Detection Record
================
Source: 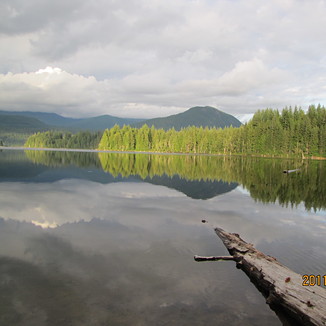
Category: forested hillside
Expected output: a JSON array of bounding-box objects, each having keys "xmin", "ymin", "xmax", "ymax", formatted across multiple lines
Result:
[
  {"xmin": 0, "ymin": 115, "xmax": 51, "ymax": 146},
  {"xmin": 98, "ymin": 105, "xmax": 326, "ymax": 157}
]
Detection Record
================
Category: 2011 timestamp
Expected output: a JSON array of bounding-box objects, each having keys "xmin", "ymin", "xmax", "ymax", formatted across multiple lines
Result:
[{"xmin": 302, "ymin": 274, "xmax": 326, "ymax": 286}]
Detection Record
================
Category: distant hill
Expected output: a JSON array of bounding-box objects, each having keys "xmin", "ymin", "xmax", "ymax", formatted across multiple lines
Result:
[
  {"xmin": 0, "ymin": 107, "xmax": 241, "ymax": 139},
  {"xmin": 135, "ymin": 106, "xmax": 242, "ymax": 130},
  {"xmin": 0, "ymin": 110, "xmax": 144, "ymax": 131},
  {"xmin": 0, "ymin": 115, "xmax": 50, "ymax": 132},
  {"xmin": 67, "ymin": 115, "xmax": 143, "ymax": 131},
  {"xmin": 0, "ymin": 110, "xmax": 144, "ymax": 146},
  {"xmin": 0, "ymin": 110, "xmax": 80, "ymax": 126}
]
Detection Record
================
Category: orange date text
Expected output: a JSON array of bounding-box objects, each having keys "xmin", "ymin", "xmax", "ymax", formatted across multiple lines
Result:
[{"xmin": 302, "ymin": 274, "xmax": 326, "ymax": 286}]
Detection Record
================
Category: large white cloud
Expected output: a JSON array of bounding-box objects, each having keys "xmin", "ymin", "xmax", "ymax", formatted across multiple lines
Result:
[
  {"xmin": 0, "ymin": 0, "xmax": 326, "ymax": 118},
  {"xmin": 0, "ymin": 60, "xmax": 290, "ymax": 118}
]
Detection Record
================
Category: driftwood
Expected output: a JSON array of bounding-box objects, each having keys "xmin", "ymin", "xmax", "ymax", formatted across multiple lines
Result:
[{"xmin": 211, "ymin": 228, "xmax": 326, "ymax": 326}]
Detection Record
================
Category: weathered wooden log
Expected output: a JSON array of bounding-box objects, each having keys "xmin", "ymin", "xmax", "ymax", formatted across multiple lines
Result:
[
  {"xmin": 194, "ymin": 255, "xmax": 234, "ymax": 262},
  {"xmin": 214, "ymin": 227, "xmax": 326, "ymax": 326}
]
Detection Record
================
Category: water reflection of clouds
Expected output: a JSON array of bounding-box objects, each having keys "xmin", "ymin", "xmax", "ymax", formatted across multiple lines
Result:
[
  {"xmin": 0, "ymin": 189, "xmax": 280, "ymax": 325},
  {"xmin": 1, "ymin": 179, "xmax": 325, "ymax": 325},
  {"xmin": 1, "ymin": 179, "xmax": 325, "ymax": 275},
  {"xmin": 0, "ymin": 180, "xmax": 325, "ymax": 237},
  {"xmin": 0, "ymin": 216, "xmax": 280, "ymax": 325},
  {"xmin": 0, "ymin": 181, "xmax": 194, "ymax": 228}
]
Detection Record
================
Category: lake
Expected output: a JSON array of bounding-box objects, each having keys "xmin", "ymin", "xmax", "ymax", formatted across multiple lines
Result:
[{"xmin": 0, "ymin": 149, "xmax": 325, "ymax": 326}]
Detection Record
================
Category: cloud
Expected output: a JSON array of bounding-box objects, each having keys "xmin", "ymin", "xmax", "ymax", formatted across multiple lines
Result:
[
  {"xmin": 0, "ymin": 61, "xmax": 288, "ymax": 118},
  {"xmin": 1, "ymin": 0, "xmax": 326, "ymax": 118},
  {"xmin": 0, "ymin": 0, "xmax": 84, "ymax": 35},
  {"xmin": 0, "ymin": 68, "xmax": 103, "ymax": 117}
]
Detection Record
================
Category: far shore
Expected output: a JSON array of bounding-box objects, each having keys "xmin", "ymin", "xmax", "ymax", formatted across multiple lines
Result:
[
  {"xmin": 0, "ymin": 146, "xmax": 219, "ymax": 157},
  {"xmin": 1, "ymin": 146, "xmax": 325, "ymax": 160}
]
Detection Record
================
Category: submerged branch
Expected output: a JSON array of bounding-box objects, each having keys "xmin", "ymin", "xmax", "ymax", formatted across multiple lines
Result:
[{"xmin": 194, "ymin": 255, "xmax": 234, "ymax": 262}]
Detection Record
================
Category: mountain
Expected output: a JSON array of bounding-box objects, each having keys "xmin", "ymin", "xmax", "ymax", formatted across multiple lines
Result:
[
  {"xmin": 135, "ymin": 106, "xmax": 241, "ymax": 130},
  {"xmin": 67, "ymin": 115, "xmax": 143, "ymax": 131},
  {"xmin": 1, "ymin": 107, "xmax": 240, "ymax": 132},
  {"xmin": 0, "ymin": 110, "xmax": 144, "ymax": 146},
  {"xmin": 0, "ymin": 110, "xmax": 80, "ymax": 126},
  {"xmin": 0, "ymin": 114, "xmax": 50, "ymax": 132},
  {"xmin": 0, "ymin": 110, "xmax": 144, "ymax": 131}
]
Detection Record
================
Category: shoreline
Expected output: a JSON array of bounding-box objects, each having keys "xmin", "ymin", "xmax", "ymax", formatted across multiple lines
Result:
[
  {"xmin": 1, "ymin": 146, "xmax": 325, "ymax": 160},
  {"xmin": 0, "ymin": 146, "xmax": 224, "ymax": 157}
]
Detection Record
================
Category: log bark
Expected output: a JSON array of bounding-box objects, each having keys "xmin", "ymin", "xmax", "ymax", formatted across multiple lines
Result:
[{"xmin": 214, "ymin": 227, "xmax": 326, "ymax": 326}]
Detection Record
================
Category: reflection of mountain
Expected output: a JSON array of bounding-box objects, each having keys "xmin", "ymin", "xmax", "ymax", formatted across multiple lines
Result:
[
  {"xmin": 0, "ymin": 150, "xmax": 49, "ymax": 181},
  {"xmin": 143, "ymin": 174, "xmax": 237, "ymax": 199},
  {"xmin": 2, "ymin": 149, "xmax": 325, "ymax": 210},
  {"xmin": 98, "ymin": 152, "xmax": 326, "ymax": 210},
  {"xmin": 0, "ymin": 151, "xmax": 131, "ymax": 184},
  {"xmin": 0, "ymin": 165, "xmax": 128, "ymax": 184},
  {"xmin": 0, "ymin": 150, "xmax": 236, "ymax": 200}
]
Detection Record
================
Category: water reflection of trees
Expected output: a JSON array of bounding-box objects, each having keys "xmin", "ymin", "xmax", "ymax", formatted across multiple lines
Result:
[
  {"xmin": 99, "ymin": 153, "xmax": 326, "ymax": 211},
  {"xmin": 23, "ymin": 150, "xmax": 326, "ymax": 210},
  {"xmin": 25, "ymin": 150, "xmax": 102, "ymax": 169}
]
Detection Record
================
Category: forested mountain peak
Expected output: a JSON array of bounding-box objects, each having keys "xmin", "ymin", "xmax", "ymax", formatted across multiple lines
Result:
[
  {"xmin": 137, "ymin": 106, "xmax": 242, "ymax": 130},
  {"xmin": 187, "ymin": 106, "xmax": 220, "ymax": 113}
]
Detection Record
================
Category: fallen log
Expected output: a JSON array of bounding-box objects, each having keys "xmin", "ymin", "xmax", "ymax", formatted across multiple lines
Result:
[{"xmin": 213, "ymin": 227, "xmax": 326, "ymax": 326}]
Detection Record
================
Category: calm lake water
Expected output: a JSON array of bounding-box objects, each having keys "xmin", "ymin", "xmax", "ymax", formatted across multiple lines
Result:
[{"xmin": 0, "ymin": 149, "xmax": 325, "ymax": 326}]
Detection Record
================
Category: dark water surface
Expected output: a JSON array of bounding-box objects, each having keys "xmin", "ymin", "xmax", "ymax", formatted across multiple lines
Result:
[{"xmin": 0, "ymin": 149, "xmax": 325, "ymax": 326}]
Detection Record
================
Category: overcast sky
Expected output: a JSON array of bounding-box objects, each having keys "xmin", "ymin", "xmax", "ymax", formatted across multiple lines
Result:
[{"xmin": 0, "ymin": 0, "xmax": 326, "ymax": 119}]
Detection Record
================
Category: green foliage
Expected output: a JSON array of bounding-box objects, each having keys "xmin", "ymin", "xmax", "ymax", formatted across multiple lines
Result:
[
  {"xmin": 25, "ymin": 131, "xmax": 102, "ymax": 149},
  {"xmin": 99, "ymin": 106, "xmax": 326, "ymax": 158}
]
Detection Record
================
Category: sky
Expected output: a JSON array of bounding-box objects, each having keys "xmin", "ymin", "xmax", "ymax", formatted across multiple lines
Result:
[{"xmin": 0, "ymin": 0, "xmax": 326, "ymax": 119}]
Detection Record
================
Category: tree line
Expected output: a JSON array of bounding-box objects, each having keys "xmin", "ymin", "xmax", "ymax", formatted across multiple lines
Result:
[
  {"xmin": 24, "ymin": 105, "xmax": 326, "ymax": 158},
  {"xmin": 98, "ymin": 105, "xmax": 326, "ymax": 157}
]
